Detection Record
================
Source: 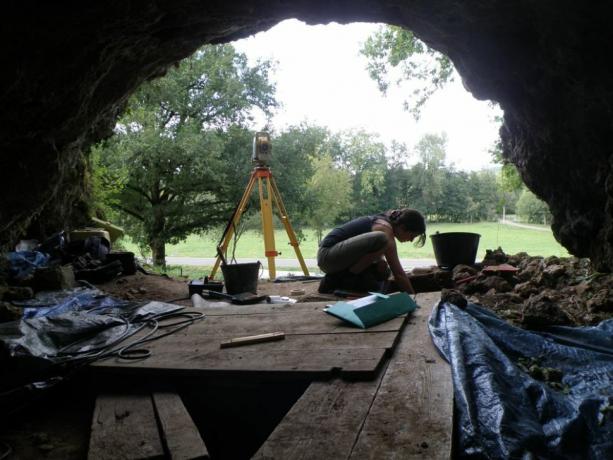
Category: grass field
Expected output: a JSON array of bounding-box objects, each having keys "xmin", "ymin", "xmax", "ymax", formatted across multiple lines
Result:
[{"xmin": 121, "ymin": 222, "xmax": 569, "ymax": 261}]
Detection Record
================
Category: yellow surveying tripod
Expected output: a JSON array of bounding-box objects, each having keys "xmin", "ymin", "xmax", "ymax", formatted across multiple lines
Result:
[{"xmin": 210, "ymin": 133, "xmax": 309, "ymax": 280}]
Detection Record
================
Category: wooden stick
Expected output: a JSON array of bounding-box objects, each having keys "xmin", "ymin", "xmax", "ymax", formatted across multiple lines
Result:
[{"xmin": 220, "ymin": 331, "xmax": 285, "ymax": 349}]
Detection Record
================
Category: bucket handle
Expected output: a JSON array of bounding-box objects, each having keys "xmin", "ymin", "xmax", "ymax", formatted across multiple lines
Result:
[{"xmin": 257, "ymin": 260, "xmax": 263, "ymax": 279}]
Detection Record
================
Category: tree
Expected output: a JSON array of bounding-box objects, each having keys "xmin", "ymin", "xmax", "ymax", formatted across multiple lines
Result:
[
  {"xmin": 329, "ymin": 130, "xmax": 389, "ymax": 218},
  {"xmin": 384, "ymin": 141, "xmax": 415, "ymax": 210},
  {"xmin": 410, "ymin": 133, "xmax": 448, "ymax": 218},
  {"xmin": 516, "ymin": 190, "xmax": 552, "ymax": 224},
  {"xmin": 269, "ymin": 124, "xmax": 330, "ymax": 226},
  {"xmin": 439, "ymin": 170, "xmax": 471, "ymax": 222},
  {"xmin": 360, "ymin": 25, "xmax": 455, "ymax": 118},
  {"xmin": 490, "ymin": 137, "xmax": 523, "ymax": 193},
  {"xmin": 306, "ymin": 155, "xmax": 352, "ymax": 243},
  {"xmin": 489, "ymin": 135, "xmax": 524, "ymax": 219},
  {"xmin": 93, "ymin": 44, "xmax": 277, "ymax": 265},
  {"xmin": 467, "ymin": 169, "xmax": 499, "ymax": 222}
]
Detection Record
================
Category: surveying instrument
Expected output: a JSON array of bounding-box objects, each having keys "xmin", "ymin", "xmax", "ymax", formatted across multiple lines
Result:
[{"xmin": 210, "ymin": 132, "xmax": 310, "ymax": 280}]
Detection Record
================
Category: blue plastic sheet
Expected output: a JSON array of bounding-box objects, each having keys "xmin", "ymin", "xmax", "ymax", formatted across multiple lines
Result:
[
  {"xmin": 0, "ymin": 288, "xmax": 186, "ymax": 415},
  {"xmin": 429, "ymin": 302, "xmax": 613, "ymax": 459},
  {"xmin": 6, "ymin": 251, "xmax": 49, "ymax": 280},
  {"xmin": 1, "ymin": 288, "xmax": 182, "ymax": 361},
  {"xmin": 13, "ymin": 286, "xmax": 133, "ymax": 319}
]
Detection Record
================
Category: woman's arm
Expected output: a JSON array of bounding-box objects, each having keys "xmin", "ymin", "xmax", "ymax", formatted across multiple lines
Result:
[{"xmin": 372, "ymin": 222, "xmax": 416, "ymax": 295}]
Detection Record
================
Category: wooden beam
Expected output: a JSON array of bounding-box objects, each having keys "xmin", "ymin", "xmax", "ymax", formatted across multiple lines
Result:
[
  {"xmin": 253, "ymin": 377, "xmax": 383, "ymax": 459},
  {"xmin": 152, "ymin": 392, "xmax": 209, "ymax": 460}
]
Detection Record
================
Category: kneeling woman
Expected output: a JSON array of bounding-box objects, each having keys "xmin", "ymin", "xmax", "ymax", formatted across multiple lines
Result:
[{"xmin": 317, "ymin": 208, "xmax": 426, "ymax": 294}]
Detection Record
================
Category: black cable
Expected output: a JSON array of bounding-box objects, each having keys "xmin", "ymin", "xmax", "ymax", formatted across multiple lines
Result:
[
  {"xmin": 55, "ymin": 317, "xmax": 139, "ymax": 358},
  {"xmin": 114, "ymin": 311, "xmax": 205, "ymax": 360},
  {"xmin": 51, "ymin": 310, "xmax": 205, "ymax": 364}
]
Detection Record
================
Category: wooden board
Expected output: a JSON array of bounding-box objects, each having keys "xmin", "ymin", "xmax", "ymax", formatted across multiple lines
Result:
[
  {"xmin": 254, "ymin": 292, "xmax": 453, "ymax": 459},
  {"xmin": 88, "ymin": 394, "xmax": 164, "ymax": 460},
  {"xmin": 152, "ymin": 392, "xmax": 209, "ymax": 460},
  {"xmin": 92, "ymin": 301, "xmax": 408, "ymax": 380},
  {"xmin": 253, "ymin": 377, "xmax": 383, "ymax": 459},
  {"xmin": 350, "ymin": 292, "xmax": 453, "ymax": 459}
]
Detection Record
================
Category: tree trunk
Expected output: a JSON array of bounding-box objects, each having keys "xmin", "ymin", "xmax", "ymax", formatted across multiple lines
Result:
[
  {"xmin": 149, "ymin": 201, "xmax": 166, "ymax": 267},
  {"xmin": 151, "ymin": 238, "xmax": 166, "ymax": 267}
]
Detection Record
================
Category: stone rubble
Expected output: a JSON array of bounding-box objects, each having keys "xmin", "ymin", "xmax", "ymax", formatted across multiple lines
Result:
[{"xmin": 432, "ymin": 247, "xmax": 613, "ymax": 328}]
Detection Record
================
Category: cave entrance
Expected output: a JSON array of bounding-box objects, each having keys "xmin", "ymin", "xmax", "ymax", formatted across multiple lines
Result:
[{"xmin": 230, "ymin": 19, "xmax": 502, "ymax": 172}]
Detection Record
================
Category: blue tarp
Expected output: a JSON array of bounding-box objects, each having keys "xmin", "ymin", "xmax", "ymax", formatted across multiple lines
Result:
[
  {"xmin": 1, "ymin": 287, "xmax": 182, "ymax": 361},
  {"xmin": 13, "ymin": 286, "xmax": 133, "ymax": 319},
  {"xmin": 6, "ymin": 251, "xmax": 49, "ymax": 280},
  {"xmin": 0, "ymin": 287, "xmax": 187, "ymax": 415},
  {"xmin": 429, "ymin": 302, "xmax": 613, "ymax": 459}
]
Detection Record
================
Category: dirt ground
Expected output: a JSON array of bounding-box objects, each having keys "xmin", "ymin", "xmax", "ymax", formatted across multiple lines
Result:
[
  {"xmin": 94, "ymin": 271, "xmax": 327, "ymax": 307},
  {"xmin": 93, "ymin": 249, "xmax": 613, "ymax": 329}
]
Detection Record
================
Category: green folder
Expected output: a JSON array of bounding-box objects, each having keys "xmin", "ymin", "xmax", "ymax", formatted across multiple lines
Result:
[{"xmin": 324, "ymin": 292, "xmax": 417, "ymax": 329}]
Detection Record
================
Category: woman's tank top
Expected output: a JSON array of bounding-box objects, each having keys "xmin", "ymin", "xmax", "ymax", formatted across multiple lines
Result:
[{"xmin": 320, "ymin": 213, "xmax": 390, "ymax": 248}]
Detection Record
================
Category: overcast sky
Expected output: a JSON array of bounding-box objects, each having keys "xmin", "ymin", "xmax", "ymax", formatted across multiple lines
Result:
[{"xmin": 233, "ymin": 19, "xmax": 503, "ymax": 171}]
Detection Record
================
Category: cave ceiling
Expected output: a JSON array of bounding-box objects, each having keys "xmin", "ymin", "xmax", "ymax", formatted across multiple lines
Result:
[{"xmin": 1, "ymin": 1, "xmax": 613, "ymax": 268}]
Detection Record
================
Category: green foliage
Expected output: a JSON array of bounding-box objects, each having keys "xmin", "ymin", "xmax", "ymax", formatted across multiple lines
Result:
[
  {"xmin": 306, "ymin": 155, "xmax": 352, "ymax": 242},
  {"xmin": 516, "ymin": 190, "xmax": 552, "ymax": 224},
  {"xmin": 466, "ymin": 170, "xmax": 500, "ymax": 222},
  {"xmin": 88, "ymin": 148, "xmax": 125, "ymax": 221},
  {"xmin": 269, "ymin": 124, "xmax": 330, "ymax": 225},
  {"xmin": 361, "ymin": 25, "xmax": 455, "ymax": 118},
  {"xmin": 489, "ymin": 139, "xmax": 524, "ymax": 194},
  {"xmin": 408, "ymin": 133, "xmax": 447, "ymax": 217},
  {"xmin": 93, "ymin": 44, "xmax": 277, "ymax": 265},
  {"xmin": 329, "ymin": 130, "xmax": 389, "ymax": 218}
]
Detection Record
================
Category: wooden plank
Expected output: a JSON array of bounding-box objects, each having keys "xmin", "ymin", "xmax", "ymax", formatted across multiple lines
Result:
[
  {"xmin": 110, "ymin": 330, "xmax": 400, "ymax": 353},
  {"xmin": 97, "ymin": 305, "xmax": 405, "ymax": 348},
  {"xmin": 152, "ymin": 392, "xmax": 209, "ymax": 460},
  {"xmin": 193, "ymin": 300, "xmax": 410, "ymax": 331},
  {"xmin": 93, "ymin": 330, "xmax": 401, "ymax": 376},
  {"xmin": 191, "ymin": 300, "xmax": 328, "ymax": 316},
  {"xmin": 254, "ymin": 292, "xmax": 453, "ymax": 459},
  {"xmin": 88, "ymin": 394, "xmax": 164, "ymax": 460},
  {"xmin": 254, "ymin": 377, "xmax": 383, "ymax": 459},
  {"xmin": 172, "ymin": 306, "xmax": 407, "ymax": 335},
  {"xmin": 349, "ymin": 291, "xmax": 453, "ymax": 459},
  {"xmin": 92, "ymin": 301, "xmax": 409, "ymax": 379},
  {"xmin": 96, "ymin": 344, "xmax": 388, "ymax": 379}
]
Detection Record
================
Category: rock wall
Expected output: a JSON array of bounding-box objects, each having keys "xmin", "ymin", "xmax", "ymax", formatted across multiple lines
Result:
[{"xmin": 1, "ymin": 1, "xmax": 613, "ymax": 268}]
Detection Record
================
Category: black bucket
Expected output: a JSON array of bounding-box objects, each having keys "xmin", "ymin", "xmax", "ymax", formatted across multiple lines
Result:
[
  {"xmin": 221, "ymin": 262, "xmax": 261, "ymax": 295},
  {"xmin": 430, "ymin": 232, "xmax": 481, "ymax": 269}
]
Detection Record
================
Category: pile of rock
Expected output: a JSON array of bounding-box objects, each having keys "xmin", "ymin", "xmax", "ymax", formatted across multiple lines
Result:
[{"xmin": 413, "ymin": 248, "xmax": 613, "ymax": 329}]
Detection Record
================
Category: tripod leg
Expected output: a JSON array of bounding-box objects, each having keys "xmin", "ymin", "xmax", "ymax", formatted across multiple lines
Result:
[
  {"xmin": 210, "ymin": 173, "xmax": 257, "ymax": 279},
  {"xmin": 269, "ymin": 175, "xmax": 310, "ymax": 276},
  {"xmin": 258, "ymin": 175, "xmax": 277, "ymax": 280}
]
